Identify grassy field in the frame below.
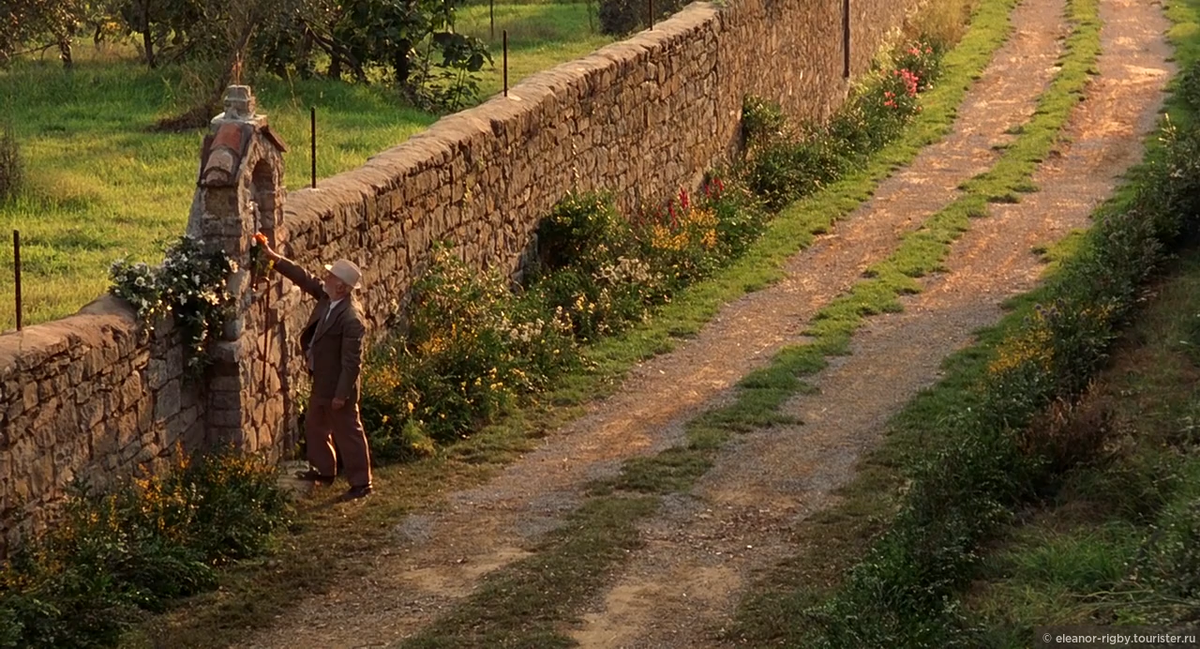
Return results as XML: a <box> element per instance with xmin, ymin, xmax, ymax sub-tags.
<box><xmin>965</xmin><ymin>249</ymin><xmax>1200</xmax><ymax>644</ymax></box>
<box><xmin>0</xmin><ymin>1</ymin><xmax>612</xmax><ymax>332</ymax></box>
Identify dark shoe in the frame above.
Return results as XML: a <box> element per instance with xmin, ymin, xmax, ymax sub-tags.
<box><xmin>343</xmin><ymin>484</ymin><xmax>373</xmax><ymax>500</ymax></box>
<box><xmin>295</xmin><ymin>468</ymin><xmax>334</xmax><ymax>485</ymax></box>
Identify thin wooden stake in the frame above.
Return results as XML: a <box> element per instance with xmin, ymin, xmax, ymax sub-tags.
<box><xmin>262</xmin><ymin>280</ymin><xmax>271</xmax><ymax>388</ymax></box>
<box><xmin>310</xmin><ymin>106</ymin><xmax>317</xmax><ymax>189</ymax></box>
<box><xmin>843</xmin><ymin>0</ymin><xmax>851</xmax><ymax>78</ymax></box>
<box><xmin>12</xmin><ymin>230</ymin><xmax>20</xmax><ymax>332</ymax></box>
<box><xmin>503</xmin><ymin>30</ymin><xmax>509</xmax><ymax>97</ymax></box>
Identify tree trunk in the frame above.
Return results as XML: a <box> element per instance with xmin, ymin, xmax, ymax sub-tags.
<box><xmin>142</xmin><ymin>28</ymin><xmax>156</xmax><ymax>67</ymax></box>
<box><xmin>393</xmin><ymin>39</ymin><xmax>412</xmax><ymax>87</ymax></box>
<box><xmin>328</xmin><ymin>54</ymin><xmax>342</xmax><ymax>80</ymax></box>
<box><xmin>58</xmin><ymin>36</ymin><xmax>73</xmax><ymax>69</ymax></box>
<box><xmin>141</xmin><ymin>1</ymin><xmax>156</xmax><ymax>68</ymax></box>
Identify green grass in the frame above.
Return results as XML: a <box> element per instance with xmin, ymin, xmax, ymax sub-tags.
<box><xmin>119</xmin><ymin>1</ymin><xmax>1016</xmax><ymax>643</ymax></box>
<box><xmin>967</xmin><ymin>251</ymin><xmax>1200</xmax><ymax>646</ymax></box>
<box><xmin>0</xmin><ymin>3</ymin><xmax>612</xmax><ymax>332</ymax></box>
<box><xmin>390</xmin><ymin>0</ymin><xmax>1054</xmax><ymax>644</ymax></box>
<box><xmin>729</xmin><ymin>0</ymin><xmax>1108</xmax><ymax>642</ymax></box>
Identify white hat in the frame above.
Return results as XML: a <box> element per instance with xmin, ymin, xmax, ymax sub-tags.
<box><xmin>324</xmin><ymin>259</ymin><xmax>362</xmax><ymax>289</ymax></box>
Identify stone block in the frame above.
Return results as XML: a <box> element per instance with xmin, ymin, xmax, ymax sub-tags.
<box><xmin>137</xmin><ymin>395</ymin><xmax>153</xmax><ymax>433</ymax></box>
<box><xmin>118</xmin><ymin>372</ymin><xmax>144</xmax><ymax>410</ymax></box>
<box><xmin>120</xmin><ymin>441</ymin><xmax>144</xmax><ymax>464</ymax></box>
<box><xmin>146</xmin><ymin>358</ymin><xmax>169</xmax><ymax>391</ymax></box>
<box><xmin>28</xmin><ymin>454</ymin><xmax>54</xmax><ymax>495</ymax></box>
<box><xmin>166</xmin><ymin>346</ymin><xmax>184</xmax><ymax>379</ymax></box>
<box><xmin>209</xmin><ymin>408</ymin><xmax>242</xmax><ymax>428</ymax></box>
<box><xmin>21</xmin><ymin>382</ymin><xmax>36</xmax><ymax>413</ymax></box>
<box><xmin>112</xmin><ymin>410</ymin><xmax>140</xmax><ymax>450</ymax></box>
<box><xmin>79</xmin><ymin>397</ymin><xmax>105</xmax><ymax>431</ymax></box>
<box><xmin>154</xmin><ymin>380</ymin><xmax>182</xmax><ymax>421</ymax></box>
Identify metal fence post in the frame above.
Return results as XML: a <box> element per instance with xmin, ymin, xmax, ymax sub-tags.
<box><xmin>13</xmin><ymin>230</ymin><xmax>21</xmax><ymax>332</ymax></box>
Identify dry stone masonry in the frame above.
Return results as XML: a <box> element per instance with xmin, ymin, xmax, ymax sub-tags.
<box><xmin>188</xmin><ymin>84</ymin><xmax>293</xmax><ymax>457</ymax></box>
<box><xmin>0</xmin><ymin>0</ymin><xmax>917</xmax><ymax>555</ymax></box>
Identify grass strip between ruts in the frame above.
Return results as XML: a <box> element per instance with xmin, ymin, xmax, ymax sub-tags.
<box><xmin>116</xmin><ymin>10</ymin><xmax>1010</xmax><ymax>646</ymax></box>
<box><xmin>390</xmin><ymin>0</ymin><xmax>1079</xmax><ymax>643</ymax></box>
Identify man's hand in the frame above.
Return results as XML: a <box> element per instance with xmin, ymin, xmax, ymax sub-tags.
<box><xmin>332</xmin><ymin>397</ymin><xmax>346</xmax><ymax>410</ymax></box>
<box><xmin>253</xmin><ymin>232</ymin><xmax>280</xmax><ymax>262</ymax></box>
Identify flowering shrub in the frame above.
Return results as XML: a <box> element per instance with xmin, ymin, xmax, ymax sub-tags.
<box><xmin>893</xmin><ymin>40</ymin><xmax>941</xmax><ymax>92</ymax></box>
<box><xmin>633</xmin><ymin>186</ymin><xmax>724</xmax><ymax>288</ymax></box>
<box><xmin>108</xmin><ymin>235</ymin><xmax>236</xmax><ymax>376</ymax></box>
<box><xmin>361</xmin><ymin>245</ymin><xmax>578</xmax><ymax>455</ymax></box>
<box><xmin>249</xmin><ymin>232</ymin><xmax>274</xmax><ymax>283</ymax></box>
<box><xmin>703</xmin><ymin>171</ymin><xmax>771</xmax><ymax>259</ymax></box>
<box><xmin>0</xmin><ymin>447</ymin><xmax>290</xmax><ymax>648</ymax></box>
<box><xmin>526</xmin><ymin>181</ymin><xmax>763</xmax><ymax>341</ymax></box>
<box><xmin>744</xmin><ymin>39</ymin><xmax>942</xmax><ymax>210</ymax></box>
<box><xmin>530</xmin><ymin>192</ymin><xmax>666</xmax><ymax>340</ymax></box>
<box><xmin>361</xmin><ymin>175</ymin><xmax>764</xmax><ymax>457</ymax></box>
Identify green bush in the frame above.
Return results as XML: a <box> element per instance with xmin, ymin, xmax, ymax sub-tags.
<box><xmin>362</xmin><ymin>245</ymin><xmax>579</xmax><ymax>453</ymax></box>
<box><xmin>703</xmin><ymin>170</ymin><xmax>771</xmax><ymax>259</ymax></box>
<box><xmin>804</xmin><ymin>92</ymin><xmax>1200</xmax><ymax>648</ymax></box>
<box><xmin>1175</xmin><ymin>59</ymin><xmax>1200</xmax><ymax>114</ymax></box>
<box><xmin>742</xmin><ymin>40</ymin><xmax>941</xmax><ymax>211</ymax></box>
<box><xmin>359</xmin><ymin>168</ymin><xmax>768</xmax><ymax>458</ymax></box>
<box><xmin>0</xmin><ymin>124</ymin><xmax>21</xmax><ymax>202</ymax></box>
<box><xmin>0</xmin><ymin>449</ymin><xmax>291</xmax><ymax>649</ymax></box>
<box><xmin>742</xmin><ymin>96</ymin><xmax>788</xmax><ymax>146</ymax></box>
<box><xmin>535</xmin><ymin>191</ymin><xmax>632</xmax><ymax>273</ymax></box>
<box><xmin>1136</xmin><ymin>489</ymin><xmax>1200</xmax><ymax>599</ymax></box>
<box><xmin>597</xmin><ymin>0</ymin><xmax>683</xmax><ymax>35</ymax></box>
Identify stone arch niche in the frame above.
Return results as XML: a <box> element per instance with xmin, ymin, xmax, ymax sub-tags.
<box><xmin>186</xmin><ymin>85</ymin><xmax>295</xmax><ymax>458</ymax></box>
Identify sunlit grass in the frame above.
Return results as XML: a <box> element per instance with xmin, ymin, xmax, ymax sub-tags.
<box><xmin>0</xmin><ymin>1</ymin><xmax>613</xmax><ymax>331</ymax></box>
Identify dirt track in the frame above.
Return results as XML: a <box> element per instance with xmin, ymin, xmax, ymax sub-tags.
<box><xmin>241</xmin><ymin>0</ymin><xmax>1172</xmax><ymax>645</ymax></box>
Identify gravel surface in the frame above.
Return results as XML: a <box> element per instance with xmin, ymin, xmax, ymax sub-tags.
<box><xmin>240</xmin><ymin>0</ymin><xmax>1171</xmax><ymax>645</ymax></box>
<box><xmin>567</xmin><ymin>0</ymin><xmax>1172</xmax><ymax>645</ymax></box>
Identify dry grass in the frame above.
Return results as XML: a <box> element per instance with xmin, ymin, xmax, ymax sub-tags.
<box><xmin>909</xmin><ymin>0</ymin><xmax>982</xmax><ymax>46</ymax></box>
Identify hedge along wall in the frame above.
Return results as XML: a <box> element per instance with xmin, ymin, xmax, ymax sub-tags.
<box><xmin>0</xmin><ymin>0</ymin><xmax>916</xmax><ymax>555</ymax></box>
<box><xmin>279</xmin><ymin>0</ymin><xmax>917</xmax><ymax>336</ymax></box>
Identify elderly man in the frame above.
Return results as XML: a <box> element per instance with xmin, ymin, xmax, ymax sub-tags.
<box><xmin>259</xmin><ymin>239</ymin><xmax>373</xmax><ymax>500</ymax></box>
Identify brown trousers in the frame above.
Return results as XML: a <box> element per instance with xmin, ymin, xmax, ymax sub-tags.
<box><xmin>305</xmin><ymin>401</ymin><xmax>373</xmax><ymax>488</ymax></box>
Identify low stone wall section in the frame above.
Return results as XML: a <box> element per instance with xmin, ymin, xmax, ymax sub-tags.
<box><xmin>0</xmin><ymin>297</ymin><xmax>205</xmax><ymax>550</ymax></box>
<box><xmin>0</xmin><ymin>0</ymin><xmax>916</xmax><ymax>554</ymax></box>
<box><xmin>277</xmin><ymin>0</ymin><xmax>915</xmax><ymax>341</ymax></box>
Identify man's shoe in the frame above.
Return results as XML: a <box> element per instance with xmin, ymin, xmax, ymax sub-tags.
<box><xmin>295</xmin><ymin>468</ymin><xmax>335</xmax><ymax>485</ymax></box>
<box><xmin>343</xmin><ymin>484</ymin><xmax>373</xmax><ymax>500</ymax></box>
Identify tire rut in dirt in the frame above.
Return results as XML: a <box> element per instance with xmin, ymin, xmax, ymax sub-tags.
<box><xmin>564</xmin><ymin>0</ymin><xmax>1172</xmax><ymax>646</ymax></box>
<box><xmin>240</xmin><ymin>1</ymin><xmax>1070</xmax><ymax>646</ymax></box>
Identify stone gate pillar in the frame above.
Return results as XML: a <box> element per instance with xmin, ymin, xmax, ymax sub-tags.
<box><xmin>186</xmin><ymin>85</ymin><xmax>294</xmax><ymax>458</ymax></box>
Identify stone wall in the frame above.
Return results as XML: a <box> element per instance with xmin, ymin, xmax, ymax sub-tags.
<box><xmin>277</xmin><ymin>0</ymin><xmax>916</xmax><ymax>342</ymax></box>
<box><xmin>0</xmin><ymin>297</ymin><xmax>204</xmax><ymax>550</ymax></box>
<box><xmin>0</xmin><ymin>0</ymin><xmax>917</xmax><ymax>553</ymax></box>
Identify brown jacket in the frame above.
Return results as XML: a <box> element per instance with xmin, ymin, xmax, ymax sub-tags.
<box><xmin>275</xmin><ymin>258</ymin><xmax>366</xmax><ymax>405</ymax></box>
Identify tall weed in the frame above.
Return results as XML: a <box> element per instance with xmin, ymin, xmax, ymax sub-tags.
<box><xmin>0</xmin><ymin>124</ymin><xmax>21</xmax><ymax>202</ymax></box>
<box><xmin>743</xmin><ymin>39</ymin><xmax>941</xmax><ymax>210</ymax></box>
<box><xmin>0</xmin><ymin>448</ymin><xmax>290</xmax><ymax>649</ymax></box>
<box><xmin>805</xmin><ymin>76</ymin><xmax>1200</xmax><ymax>649</ymax></box>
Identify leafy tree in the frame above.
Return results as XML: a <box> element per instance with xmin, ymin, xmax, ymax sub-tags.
<box><xmin>0</xmin><ymin>0</ymin><xmax>87</xmax><ymax>68</ymax></box>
